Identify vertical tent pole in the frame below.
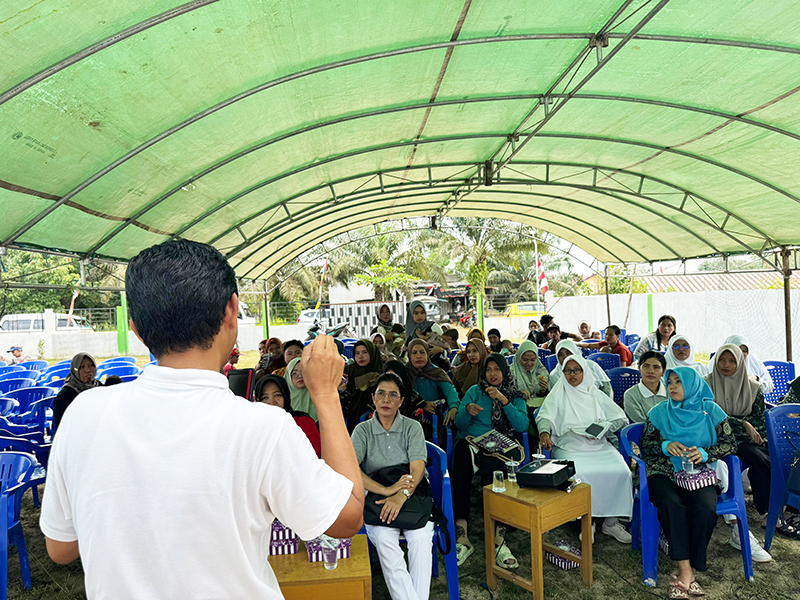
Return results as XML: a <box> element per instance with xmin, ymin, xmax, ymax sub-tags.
<box><xmin>782</xmin><ymin>247</ymin><xmax>793</xmax><ymax>362</ymax></box>
<box><xmin>647</xmin><ymin>293</ymin><xmax>654</xmax><ymax>333</ymax></box>
<box><xmin>604</xmin><ymin>265</ymin><xmax>611</xmax><ymax>326</ymax></box>
<box><xmin>262</xmin><ymin>298</ymin><xmax>270</xmax><ymax>341</ymax></box>
<box><xmin>116</xmin><ymin>291</ymin><xmax>129</xmax><ymax>355</ymax></box>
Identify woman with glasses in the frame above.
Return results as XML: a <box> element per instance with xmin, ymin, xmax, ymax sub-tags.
<box><xmin>665</xmin><ymin>335</ymin><xmax>709</xmax><ymax>376</ymax></box>
<box><xmin>285</xmin><ymin>357</ymin><xmax>317</xmax><ymax>422</ymax></box>
<box><xmin>536</xmin><ymin>354</ymin><xmax>632</xmax><ymax>544</ymax></box>
<box><xmin>351</xmin><ymin>372</ymin><xmax>433</xmax><ymax>600</ymax></box>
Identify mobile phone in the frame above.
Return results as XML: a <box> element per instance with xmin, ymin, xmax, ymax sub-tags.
<box><xmin>585</xmin><ymin>423</ymin><xmax>605</xmax><ymax>437</ymax></box>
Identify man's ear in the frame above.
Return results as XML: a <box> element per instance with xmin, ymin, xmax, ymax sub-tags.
<box><xmin>224</xmin><ymin>293</ymin><xmax>240</xmax><ymax>329</ymax></box>
<box><xmin>129</xmin><ymin>320</ymin><xmax>144</xmax><ymax>344</ymax></box>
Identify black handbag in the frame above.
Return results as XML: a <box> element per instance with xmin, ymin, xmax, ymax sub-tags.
<box><xmin>363</xmin><ymin>464</ymin><xmax>433</xmax><ymax>531</ymax></box>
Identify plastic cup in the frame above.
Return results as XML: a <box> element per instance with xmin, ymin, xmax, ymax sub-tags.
<box><xmin>506</xmin><ymin>460</ymin><xmax>520</xmax><ymax>484</ymax></box>
<box><xmin>322</xmin><ymin>546</ymin><xmax>338</xmax><ymax>570</ymax></box>
<box><xmin>492</xmin><ymin>470</ymin><xmax>506</xmax><ymax>492</ymax></box>
<box><xmin>681</xmin><ymin>454</ymin><xmax>697</xmax><ymax>473</ymax></box>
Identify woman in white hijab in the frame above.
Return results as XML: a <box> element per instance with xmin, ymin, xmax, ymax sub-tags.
<box><xmin>536</xmin><ymin>354</ymin><xmax>632</xmax><ymax>543</ymax></box>
<box><xmin>549</xmin><ymin>339</ymin><xmax>613</xmax><ymax>399</ymax></box>
<box><xmin>724</xmin><ymin>334</ymin><xmax>774</xmax><ymax>396</ymax></box>
<box><xmin>665</xmin><ymin>335</ymin><xmax>708</xmax><ymax>376</ymax></box>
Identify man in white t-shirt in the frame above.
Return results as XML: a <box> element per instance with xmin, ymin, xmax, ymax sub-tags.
<box><xmin>40</xmin><ymin>240</ymin><xmax>364</xmax><ymax>599</ymax></box>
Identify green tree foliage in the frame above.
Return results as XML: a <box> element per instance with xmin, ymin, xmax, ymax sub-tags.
<box><xmin>580</xmin><ymin>265</ymin><xmax>648</xmax><ymax>295</ymax></box>
<box><xmin>354</xmin><ymin>260</ymin><xmax>420</xmax><ymax>301</ymax></box>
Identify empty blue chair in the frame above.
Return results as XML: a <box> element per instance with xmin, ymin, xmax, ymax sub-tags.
<box><xmin>764</xmin><ymin>404</ymin><xmax>800</xmax><ymax>551</ymax></box>
<box><xmin>506</xmin><ymin>355</ymin><xmax>513</xmax><ymax>365</ymax></box>
<box><xmin>580</xmin><ymin>346</ymin><xmax>595</xmax><ymax>358</ymax></box>
<box><xmin>1</xmin><ymin>387</ymin><xmax>56</xmax><ymax>414</ymax></box>
<box><xmin>629</xmin><ymin>341</ymin><xmax>639</xmax><ymax>354</ymax></box>
<box><xmin>99</xmin><ymin>356</ymin><xmax>138</xmax><ymax>366</ymax></box>
<box><xmin>0</xmin><ymin>362</ymin><xmax>5</xmax><ymax>368</ymax></box>
<box><xmin>0</xmin><ymin>401</ymin><xmax>18</xmax><ymax>417</ymax></box>
<box><xmin>537</xmin><ymin>348</ymin><xmax>551</xmax><ymax>363</ymax></box>
<box><xmin>0</xmin><ymin>437</ymin><xmax>51</xmax><ymax>508</ymax></box>
<box><xmin>45</xmin><ymin>378</ymin><xmax>66</xmax><ymax>390</ymax></box>
<box><xmin>0</xmin><ymin>379</ymin><xmax>37</xmax><ymax>396</ymax></box>
<box><xmin>607</xmin><ymin>367</ymin><xmax>641</xmax><ymax>405</ymax></box>
<box><xmin>342</xmin><ymin>343</ymin><xmax>355</xmax><ymax>360</ymax></box>
<box><xmin>0</xmin><ymin>370</ymin><xmax>41</xmax><ymax>383</ymax></box>
<box><xmin>426</xmin><ymin>442</ymin><xmax>459</xmax><ymax>600</ymax></box>
<box><xmin>763</xmin><ymin>361</ymin><xmax>796</xmax><ymax>405</ymax></box>
<box><xmin>0</xmin><ymin>451</ymin><xmax>41</xmax><ymax>594</ymax></box>
<box><xmin>38</xmin><ymin>366</ymin><xmax>70</xmax><ymax>383</ymax></box>
<box><xmin>118</xmin><ymin>375</ymin><xmax>139</xmax><ymax>383</ymax></box>
<box><xmin>620</xmin><ymin>423</ymin><xmax>753</xmax><ymax>586</ymax></box>
<box><xmin>96</xmin><ymin>365</ymin><xmax>141</xmax><ymax>379</ymax></box>
<box><xmin>0</xmin><ymin>367</ymin><xmax>23</xmax><ymax>378</ymax></box>
<box><xmin>19</xmin><ymin>361</ymin><xmax>47</xmax><ymax>373</ymax></box>
<box><xmin>587</xmin><ymin>352</ymin><xmax>621</xmax><ymax>371</ymax></box>
<box><xmin>626</xmin><ymin>334</ymin><xmax>641</xmax><ymax>347</ymax></box>
<box><xmin>545</xmin><ymin>354</ymin><xmax>559</xmax><ymax>372</ymax></box>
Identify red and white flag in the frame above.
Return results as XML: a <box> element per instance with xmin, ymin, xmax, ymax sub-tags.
<box><xmin>538</xmin><ymin>259</ymin><xmax>548</xmax><ymax>309</ymax></box>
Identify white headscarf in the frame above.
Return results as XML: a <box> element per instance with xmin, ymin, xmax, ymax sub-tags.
<box><xmin>549</xmin><ymin>339</ymin><xmax>610</xmax><ymax>391</ymax></box>
<box><xmin>724</xmin><ymin>334</ymin><xmax>774</xmax><ymax>395</ymax></box>
<box><xmin>536</xmin><ymin>354</ymin><xmax>625</xmax><ymax>438</ymax></box>
<box><xmin>665</xmin><ymin>334</ymin><xmax>708</xmax><ymax>376</ymax></box>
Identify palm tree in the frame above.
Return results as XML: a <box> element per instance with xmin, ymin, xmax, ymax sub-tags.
<box><xmin>487</xmin><ymin>251</ymin><xmax>542</xmax><ymax>302</ymax></box>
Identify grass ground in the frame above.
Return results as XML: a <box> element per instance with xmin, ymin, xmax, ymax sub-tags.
<box><xmin>8</xmin><ymin>479</ymin><xmax>800</xmax><ymax>600</ymax></box>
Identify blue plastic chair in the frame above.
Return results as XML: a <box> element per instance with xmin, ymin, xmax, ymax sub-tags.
<box><xmin>12</xmin><ymin>395</ymin><xmax>56</xmax><ymax>433</ymax></box>
<box><xmin>426</xmin><ymin>442</ymin><xmax>459</xmax><ymax>600</ymax></box>
<box><xmin>0</xmin><ymin>379</ymin><xmax>37</xmax><ymax>395</ymax></box>
<box><xmin>580</xmin><ymin>346</ymin><xmax>595</xmax><ymax>358</ymax></box>
<box><xmin>96</xmin><ymin>365</ymin><xmax>141</xmax><ymax>379</ymax></box>
<box><xmin>99</xmin><ymin>356</ymin><xmax>138</xmax><ymax>366</ymax></box>
<box><xmin>620</xmin><ymin>423</ymin><xmax>753</xmax><ymax>586</ymax></box>
<box><xmin>46</xmin><ymin>378</ymin><xmax>66</xmax><ymax>390</ymax></box>
<box><xmin>763</xmin><ymin>404</ymin><xmax>800</xmax><ymax>551</ymax></box>
<box><xmin>587</xmin><ymin>353</ymin><xmax>621</xmax><ymax>371</ymax></box>
<box><xmin>0</xmin><ymin>451</ymin><xmax>41</xmax><ymax>594</ymax></box>
<box><xmin>0</xmin><ymin>367</ymin><xmax>23</xmax><ymax>378</ymax></box>
<box><xmin>0</xmin><ymin>401</ymin><xmax>19</xmax><ymax>417</ymax></box>
<box><xmin>19</xmin><ymin>361</ymin><xmax>47</xmax><ymax>373</ymax></box>
<box><xmin>342</xmin><ymin>344</ymin><xmax>355</xmax><ymax>360</ymax></box>
<box><xmin>763</xmin><ymin>361</ymin><xmax>796</xmax><ymax>405</ymax></box>
<box><xmin>545</xmin><ymin>355</ymin><xmax>559</xmax><ymax>372</ymax></box>
<box><xmin>1</xmin><ymin>387</ymin><xmax>57</xmax><ymax>414</ymax></box>
<box><xmin>607</xmin><ymin>367</ymin><xmax>641</xmax><ymax>405</ymax></box>
<box><xmin>0</xmin><ymin>363</ymin><xmax>5</xmax><ymax>368</ymax></box>
<box><xmin>506</xmin><ymin>355</ymin><xmax>513</xmax><ymax>365</ymax></box>
<box><xmin>0</xmin><ymin>371</ymin><xmax>40</xmax><ymax>383</ymax></box>
<box><xmin>117</xmin><ymin>374</ymin><xmax>139</xmax><ymax>383</ymax></box>
<box><xmin>629</xmin><ymin>341</ymin><xmax>639</xmax><ymax>354</ymax></box>
<box><xmin>537</xmin><ymin>347</ymin><xmax>551</xmax><ymax>362</ymax></box>
<box><xmin>38</xmin><ymin>366</ymin><xmax>70</xmax><ymax>383</ymax></box>
<box><xmin>626</xmin><ymin>334</ymin><xmax>641</xmax><ymax>347</ymax></box>
<box><xmin>0</xmin><ymin>437</ymin><xmax>51</xmax><ymax>508</ymax></box>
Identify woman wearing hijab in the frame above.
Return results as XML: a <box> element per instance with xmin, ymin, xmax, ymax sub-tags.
<box><xmin>705</xmin><ymin>344</ymin><xmax>773</xmax><ymax>561</ymax></box>
<box><xmin>405</xmin><ymin>339</ymin><xmax>461</xmax><ymax>442</ymax></box>
<box><xmin>486</xmin><ymin>328</ymin><xmax>503</xmax><ymax>353</ymax></box>
<box><xmin>724</xmin><ymin>334</ymin><xmax>774</xmax><ymax>396</ymax></box>
<box><xmin>269</xmin><ymin>340</ymin><xmax>304</xmax><ymax>377</ymax></box>
<box><xmin>639</xmin><ymin>367</ymin><xmax>737</xmax><ymax>598</ymax></box>
<box><xmin>254</xmin><ymin>374</ymin><xmax>320</xmax><ymax>457</ymax></box>
<box><xmin>537</xmin><ymin>354</ymin><xmax>632</xmax><ymax>544</ymax></box>
<box><xmin>382</xmin><ymin>359</ymin><xmax>426</xmax><ymax>419</ymax></box>
<box><xmin>453</xmin><ymin>354</ymin><xmax>529</xmax><ymax>569</ymax></box>
<box><xmin>52</xmin><ymin>353</ymin><xmax>101</xmax><ymax>435</ymax></box>
<box><xmin>371</xmin><ymin>332</ymin><xmax>397</xmax><ymax>364</ymax></box>
<box><xmin>340</xmin><ymin>339</ymin><xmax>383</xmax><ymax>432</ymax></box>
<box><xmin>284</xmin><ymin>357</ymin><xmax>318</xmax><ymax>423</ymax></box>
<box><xmin>255</xmin><ymin>337</ymin><xmax>287</xmax><ymax>379</ymax></box>
<box><xmin>404</xmin><ymin>300</ymin><xmax>434</xmax><ymax>345</ymax></box>
<box><xmin>665</xmin><ymin>335</ymin><xmax>708</xmax><ymax>376</ymax></box>
<box><xmin>372</xmin><ymin>304</ymin><xmax>406</xmax><ymax>353</ymax></box>
<box><xmin>451</xmin><ymin>338</ymin><xmax>488</xmax><ymax>398</ymax></box>
<box><xmin>634</xmin><ymin>314</ymin><xmax>677</xmax><ymax>360</ymax></box>
<box><xmin>451</xmin><ymin>328</ymin><xmax>486</xmax><ymax>368</ymax></box>
<box><xmin>549</xmin><ymin>339</ymin><xmax>613</xmax><ymax>399</ymax></box>
<box><xmin>510</xmin><ymin>341</ymin><xmax>549</xmax><ymax>408</ymax></box>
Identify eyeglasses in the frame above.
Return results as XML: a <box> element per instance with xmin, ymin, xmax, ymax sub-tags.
<box><xmin>374</xmin><ymin>390</ymin><xmax>401</xmax><ymax>400</ymax></box>
<box><xmin>672</xmin><ymin>344</ymin><xmax>690</xmax><ymax>351</ymax></box>
<box><xmin>563</xmin><ymin>368</ymin><xmax>583</xmax><ymax>375</ymax></box>
<box><xmin>290</xmin><ymin>370</ymin><xmax>303</xmax><ymax>379</ymax></box>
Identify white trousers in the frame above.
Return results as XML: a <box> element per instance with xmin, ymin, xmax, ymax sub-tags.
<box><xmin>365</xmin><ymin>521</ymin><xmax>434</xmax><ymax>600</ymax></box>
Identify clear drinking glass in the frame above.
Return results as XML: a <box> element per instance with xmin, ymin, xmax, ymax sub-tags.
<box><xmin>492</xmin><ymin>470</ymin><xmax>506</xmax><ymax>492</ymax></box>
<box><xmin>681</xmin><ymin>452</ymin><xmax>697</xmax><ymax>473</ymax></box>
<box><xmin>322</xmin><ymin>546</ymin><xmax>338</xmax><ymax>570</ymax></box>
<box><xmin>505</xmin><ymin>460</ymin><xmax>520</xmax><ymax>484</ymax></box>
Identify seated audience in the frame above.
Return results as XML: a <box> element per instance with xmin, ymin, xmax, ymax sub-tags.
<box><xmin>500</xmin><ymin>340</ymin><xmax>515</xmax><ymax>356</ymax></box>
<box><xmin>549</xmin><ymin>340</ymin><xmax>613</xmax><ymax>399</ymax></box>
<box><xmin>526</xmin><ymin>320</ymin><xmax>547</xmax><ymax>345</ymax></box>
<box><xmin>351</xmin><ymin>373</ymin><xmax>432</xmax><ymax>600</ymax></box>
<box><xmin>453</xmin><ymin>355</ymin><xmax>529</xmax><ymax>568</ymax></box>
<box><xmin>537</xmin><ymin>354</ymin><xmax>632</xmax><ymax>544</ymax></box>
<box><xmin>254</xmin><ymin>337</ymin><xmax>286</xmax><ymax>377</ymax></box>
<box><xmin>371</xmin><ymin>332</ymin><xmax>397</xmax><ymax>364</ymax></box>
<box><xmin>5</xmin><ymin>345</ymin><xmax>32</xmax><ymax>364</ymax></box>
<box><xmin>405</xmin><ymin>300</ymin><xmax>433</xmax><ymax>345</ymax></box>
<box><xmin>405</xmin><ymin>340</ymin><xmax>460</xmax><ymax>430</ymax></box>
<box><xmin>255</xmin><ymin>374</ymin><xmax>320</xmax><ymax>457</ymax></box>
<box><xmin>634</xmin><ymin>314</ymin><xmax>676</xmax><ymax>360</ymax></box>
<box><xmin>666</xmin><ymin>335</ymin><xmax>708</xmax><ymax>376</ymax></box>
<box><xmin>382</xmin><ymin>359</ymin><xmax>426</xmax><ymax>419</ymax></box>
<box><xmin>590</xmin><ymin>331</ymin><xmax>602</xmax><ymax>340</ymax></box>
<box><xmin>373</xmin><ymin>303</ymin><xmax>407</xmax><ymax>344</ymax></box>
<box><xmin>52</xmin><ymin>353</ymin><xmax>101</xmax><ymax>435</ymax></box>
<box><xmin>724</xmin><ymin>334</ymin><xmax>774</xmax><ymax>396</ymax></box>
<box><xmin>705</xmin><ymin>344</ymin><xmax>772</xmax><ymax>561</ymax></box>
<box><xmin>223</xmin><ymin>348</ymin><xmax>239</xmax><ymax>376</ymax></box>
<box><xmin>452</xmin><ymin>339</ymin><xmax>488</xmax><ymax>397</ymax></box>
<box><xmin>639</xmin><ymin>367</ymin><xmax>737</xmax><ymax>597</ymax></box>
<box><xmin>540</xmin><ymin>314</ymin><xmax>583</xmax><ymax>342</ymax></box>
<box><xmin>580</xmin><ymin>325</ymin><xmax>633</xmax><ymax>367</ymax></box>
<box><xmin>269</xmin><ymin>340</ymin><xmax>304</xmax><ymax>377</ymax></box>
<box><xmin>340</xmin><ymin>339</ymin><xmax>383</xmax><ymax>432</ymax></box>
<box><xmin>578</xmin><ymin>320</ymin><xmax>592</xmax><ymax>339</ymax></box>
<box><xmin>624</xmin><ymin>351</ymin><xmax>668</xmax><ymax>423</ymax></box>
<box><xmin>487</xmin><ymin>329</ymin><xmax>503</xmax><ymax>353</ymax></box>
<box><xmin>451</xmin><ymin>328</ymin><xmax>486</xmax><ymax>368</ymax></box>
<box><xmin>442</xmin><ymin>328</ymin><xmax>460</xmax><ymax>350</ymax></box>
<box><xmin>511</xmin><ymin>341</ymin><xmax>549</xmax><ymax>408</ymax></box>
<box><xmin>540</xmin><ymin>324</ymin><xmax>563</xmax><ymax>352</ymax></box>
<box><xmin>285</xmin><ymin>357</ymin><xmax>318</xmax><ymax>422</ymax></box>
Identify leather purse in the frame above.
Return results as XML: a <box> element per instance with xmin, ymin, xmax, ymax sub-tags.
<box><xmin>363</xmin><ymin>464</ymin><xmax>433</xmax><ymax>530</ymax></box>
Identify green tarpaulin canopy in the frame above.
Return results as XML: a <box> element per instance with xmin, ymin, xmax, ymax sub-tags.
<box><xmin>2</xmin><ymin>0</ymin><xmax>799</xmax><ymax>279</ymax></box>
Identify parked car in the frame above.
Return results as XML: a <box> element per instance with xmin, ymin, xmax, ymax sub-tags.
<box><xmin>504</xmin><ymin>301</ymin><xmax>545</xmax><ymax>318</ymax></box>
<box><xmin>0</xmin><ymin>313</ymin><xmax>93</xmax><ymax>333</ymax></box>
<box><xmin>297</xmin><ymin>308</ymin><xmax>332</xmax><ymax>329</ymax></box>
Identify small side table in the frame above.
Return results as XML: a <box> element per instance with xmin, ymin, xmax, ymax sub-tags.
<box><xmin>483</xmin><ymin>481</ymin><xmax>593</xmax><ymax>600</ymax></box>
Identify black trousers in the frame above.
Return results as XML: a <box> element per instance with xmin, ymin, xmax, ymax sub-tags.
<box><xmin>737</xmin><ymin>442</ymin><xmax>771</xmax><ymax>514</ymax></box>
<box><xmin>648</xmin><ymin>474</ymin><xmax>719</xmax><ymax>571</ymax></box>
<box><xmin>452</xmin><ymin>439</ymin><xmax>507</xmax><ymax>522</ymax></box>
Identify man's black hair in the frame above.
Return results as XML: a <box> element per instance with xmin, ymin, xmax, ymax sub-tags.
<box><xmin>126</xmin><ymin>240</ymin><xmax>238</xmax><ymax>357</ymax></box>
<box><xmin>546</xmin><ymin>323</ymin><xmax>561</xmax><ymax>332</ymax></box>
<box><xmin>606</xmin><ymin>325</ymin><xmax>621</xmax><ymax>336</ymax></box>
<box><xmin>540</xmin><ymin>314</ymin><xmax>554</xmax><ymax>326</ymax></box>
<box><xmin>282</xmin><ymin>339</ymin><xmax>305</xmax><ymax>353</ymax></box>
<box><xmin>638</xmin><ymin>350</ymin><xmax>667</xmax><ymax>369</ymax></box>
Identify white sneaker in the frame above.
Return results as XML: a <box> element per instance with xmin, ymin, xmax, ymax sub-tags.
<box><xmin>729</xmin><ymin>527</ymin><xmax>772</xmax><ymax>562</ymax></box>
<box><xmin>578</xmin><ymin>523</ymin><xmax>595</xmax><ymax>544</ymax></box>
<box><xmin>602</xmin><ymin>520</ymin><xmax>633</xmax><ymax>544</ymax></box>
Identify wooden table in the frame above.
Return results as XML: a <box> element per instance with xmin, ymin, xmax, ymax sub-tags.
<box><xmin>269</xmin><ymin>534</ymin><xmax>371</xmax><ymax>600</ymax></box>
<box><xmin>483</xmin><ymin>482</ymin><xmax>593</xmax><ymax>600</ymax></box>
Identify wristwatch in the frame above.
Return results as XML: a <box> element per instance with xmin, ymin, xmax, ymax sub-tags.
<box><xmin>401</xmin><ymin>488</ymin><xmax>411</xmax><ymax>498</ymax></box>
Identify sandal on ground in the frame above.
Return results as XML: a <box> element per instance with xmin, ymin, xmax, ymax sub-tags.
<box><xmin>668</xmin><ymin>582</ymin><xmax>691</xmax><ymax>600</ymax></box>
<box><xmin>456</xmin><ymin>538</ymin><xmax>474</xmax><ymax>566</ymax></box>
<box><xmin>686</xmin><ymin>581</ymin><xmax>705</xmax><ymax>597</ymax></box>
<box><xmin>495</xmin><ymin>543</ymin><xmax>519</xmax><ymax>569</ymax></box>
<box><xmin>776</xmin><ymin>521</ymin><xmax>800</xmax><ymax>540</ymax></box>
